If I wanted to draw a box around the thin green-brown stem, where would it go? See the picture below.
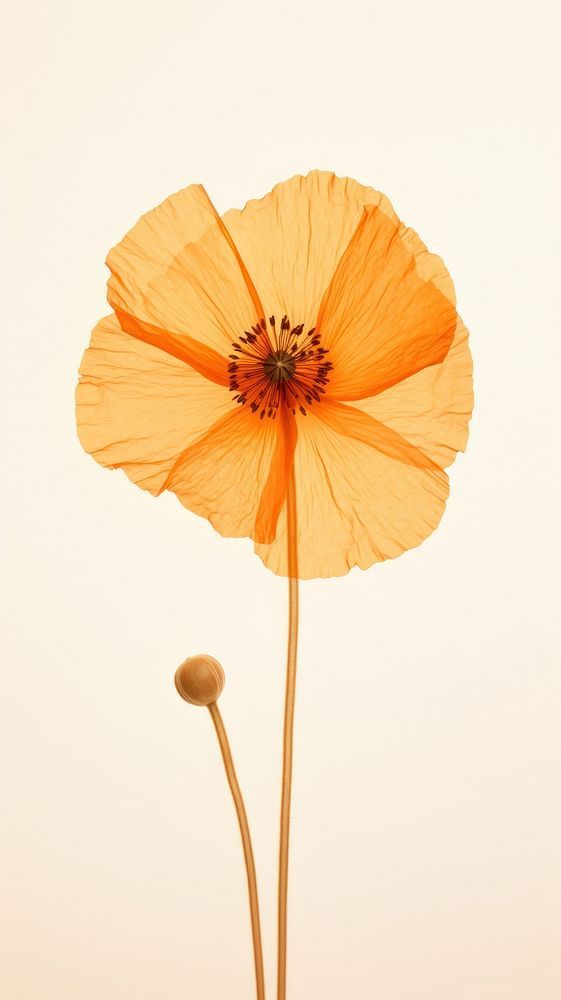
[277,472,299,1000]
[208,701,266,1000]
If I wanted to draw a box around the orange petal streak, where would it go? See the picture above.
[254,409,298,544]
[318,205,458,401]
[255,408,450,579]
[162,407,281,543]
[313,399,442,471]
[75,313,234,495]
[353,316,473,469]
[107,184,264,361]
[113,307,230,387]
[222,171,399,331]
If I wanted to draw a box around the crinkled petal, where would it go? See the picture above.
[111,309,231,386]
[314,398,441,471]
[163,406,283,543]
[318,205,458,401]
[352,317,473,469]
[254,408,297,543]
[222,171,397,329]
[397,223,456,305]
[255,409,450,579]
[346,224,473,469]
[76,313,233,494]
[106,184,264,366]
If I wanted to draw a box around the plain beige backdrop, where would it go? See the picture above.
[1,1,560,997]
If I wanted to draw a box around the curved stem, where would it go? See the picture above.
[208,701,266,1000]
[277,471,299,1000]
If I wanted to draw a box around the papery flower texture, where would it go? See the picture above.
[76,172,473,578]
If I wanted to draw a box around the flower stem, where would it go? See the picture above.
[277,471,299,1000]
[208,701,266,1000]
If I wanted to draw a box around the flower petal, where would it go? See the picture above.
[345,224,473,469]
[255,408,450,579]
[313,398,442,471]
[398,223,456,305]
[352,317,473,469]
[318,205,458,400]
[111,308,230,386]
[162,406,282,543]
[222,171,397,329]
[254,408,298,544]
[76,313,233,494]
[107,184,264,364]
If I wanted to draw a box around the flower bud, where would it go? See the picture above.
[174,654,225,707]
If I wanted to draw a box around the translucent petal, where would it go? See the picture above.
[255,409,298,544]
[352,317,473,469]
[222,171,397,329]
[163,406,282,543]
[76,314,233,494]
[255,408,450,579]
[318,205,458,401]
[106,184,263,371]
[315,398,442,471]
[346,225,473,470]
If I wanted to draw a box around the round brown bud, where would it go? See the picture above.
[174,654,225,707]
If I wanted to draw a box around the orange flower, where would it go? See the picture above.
[76,172,473,578]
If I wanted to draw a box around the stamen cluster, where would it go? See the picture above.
[228,315,333,419]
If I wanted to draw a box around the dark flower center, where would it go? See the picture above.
[227,315,333,419]
[263,350,296,384]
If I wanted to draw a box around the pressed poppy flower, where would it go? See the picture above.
[76,171,473,1000]
[76,171,472,580]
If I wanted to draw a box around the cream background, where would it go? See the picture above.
[1,1,560,997]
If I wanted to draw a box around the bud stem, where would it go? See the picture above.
[208,701,266,1000]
